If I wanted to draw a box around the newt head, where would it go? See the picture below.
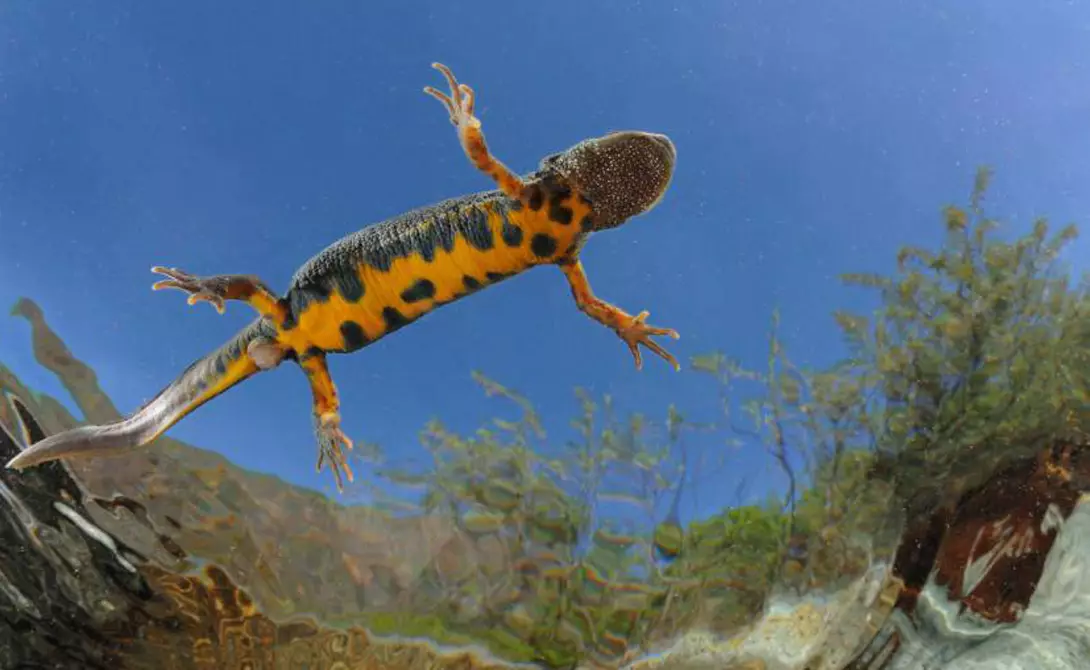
[543,130,676,231]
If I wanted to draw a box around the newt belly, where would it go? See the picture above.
[280,185,591,356]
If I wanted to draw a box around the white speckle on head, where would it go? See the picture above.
[552,131,676,230]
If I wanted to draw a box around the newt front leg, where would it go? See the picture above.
[299,350,355,492]
[559,260,680,371]
[424,62,528,202]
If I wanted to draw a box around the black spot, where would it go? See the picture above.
[544,178,573,225]
[340,321,368,352]
[333,271,365,303]
[501,221,523,247]
[509,198,523,212]
[461,205,494,251]
[486,271,515,283]
[279,303,298,330]
[382,306,411,333]
[549,203,573,225]
[434,214,458,254]
[411,212,457,264]
[400,278,436,303]
[300,346,324,361]
[213,353,228,376]
[360,248,395,272]
[579,214,595,232]
[415,224,441,263]
[295,283,330,304]
[463,275,482,291]
[531,233,558,258]
[285,284,332,330]
[527,185,544,211]
[547,179,572,202]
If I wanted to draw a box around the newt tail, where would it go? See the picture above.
[6,319,275,472]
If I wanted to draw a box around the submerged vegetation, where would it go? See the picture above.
[340,168,1090,666]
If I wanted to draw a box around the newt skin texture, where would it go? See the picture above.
[6,63,680,491]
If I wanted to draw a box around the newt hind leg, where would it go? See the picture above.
[152,266,291,371]
[151,266,289,323]
[299,350,355,492]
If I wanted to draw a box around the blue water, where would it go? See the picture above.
[1,1,1086,511]
[2,2,1090,668]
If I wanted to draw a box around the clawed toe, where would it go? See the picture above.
[423,62,480,131]
[150,266,227,314]
[151,265,196,292]
[316,415,355,493]
[632,311,680,339]
[620,311,681,372]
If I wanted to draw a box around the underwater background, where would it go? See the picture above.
[3,2,1090,668]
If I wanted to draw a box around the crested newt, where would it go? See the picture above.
[6,63,680,491]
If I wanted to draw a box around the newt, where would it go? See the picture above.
[6,63,680,491]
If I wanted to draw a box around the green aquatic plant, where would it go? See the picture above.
[821,167,1088,517]
[370,373,693,666]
